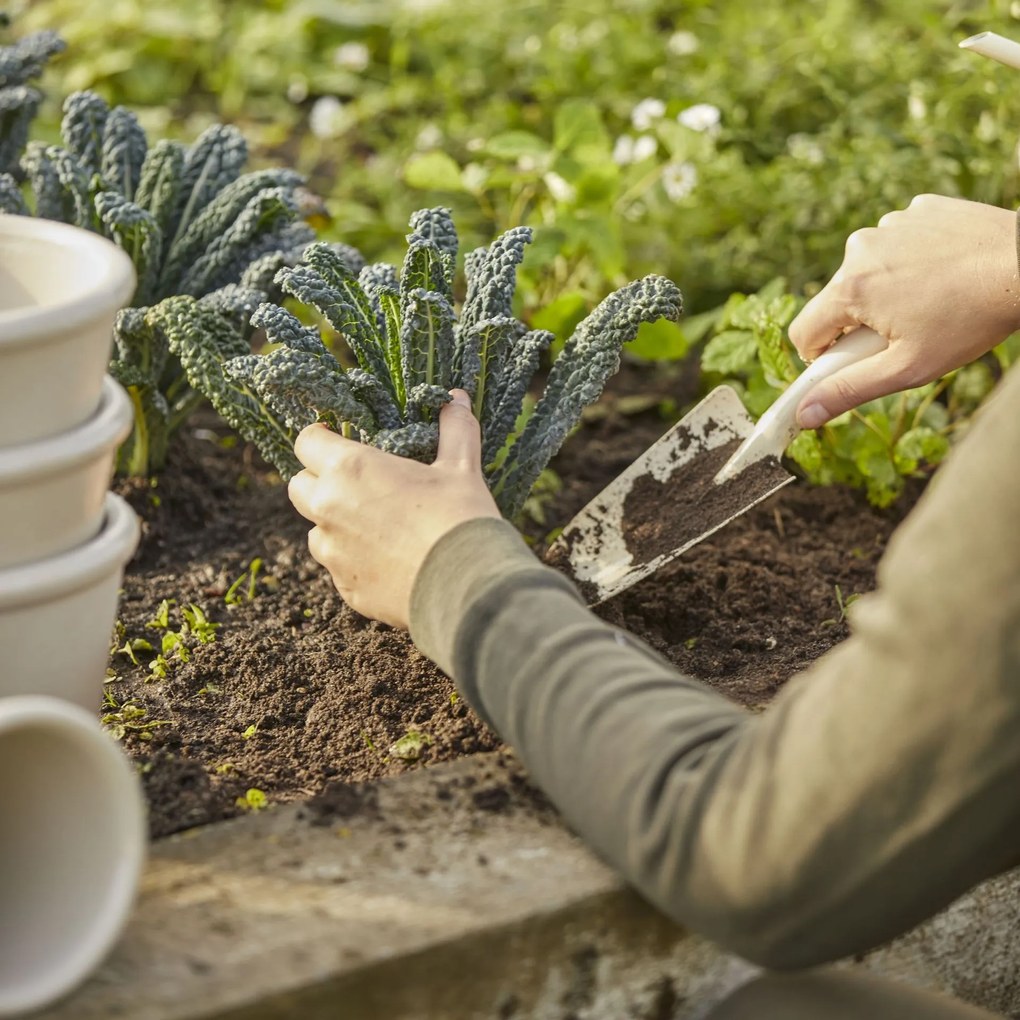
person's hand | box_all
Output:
[288,390,500,629]
[788,195,1020,428]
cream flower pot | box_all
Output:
[0,492,140,711]
[0,215,135,447]
[0,695,146,1016]
[0,375,133,571]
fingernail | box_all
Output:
[798,402,830,429]
[450,389,471,408]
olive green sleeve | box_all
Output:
[409,364,1020,971]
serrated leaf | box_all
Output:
[893,426,950,474]
[701,329,757,375]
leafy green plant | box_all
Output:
[0,27,317,475]
[0,23,63,175]
[821,585,861,628]
[101,687,170,742]
[387,730,431,762]
[698,279,1020,506]
[144,206,683,519]
[225,557,264,605]
[18,0,1020,318]
[235,788,268,811]
[112,598,220,680]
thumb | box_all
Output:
[436,389,482,466]
[797,347,909,428]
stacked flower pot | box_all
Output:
[0,216,146,1016]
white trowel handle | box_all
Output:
[714,326,889,482]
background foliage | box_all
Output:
[11,0,1020,500]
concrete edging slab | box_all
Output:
[34,753,1020,1019]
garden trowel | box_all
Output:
[547,327,888,605]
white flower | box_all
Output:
[678,103,721,134]
[908,94,927,122]
[543,171,576,203]
[631,97,666,131]
[517,155,539,173]
[333,42,370,73]
[399,0,450,13]
[466,137,485,152]
[667,30,699,56]
[661,160,697,202]
[786,133,824,165]
[632,134,657,162]
[287,78,309,105]
[308,96,346,140]
[523,35,542,55]
[612,134,657,165]
[579,21,608,47]
[415,123,443,150]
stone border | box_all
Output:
[35,753,1020,1019]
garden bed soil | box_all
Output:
[109,363,919,838]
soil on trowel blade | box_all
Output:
[105,363,917,837]
[621,438,789,564]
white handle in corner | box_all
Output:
[959,31,1020,71]
[714,326,888,483]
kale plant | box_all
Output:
[145,208,683,519]
[0,23,64,176]
[0,30,317,474]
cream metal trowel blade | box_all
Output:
[548,327,887,606]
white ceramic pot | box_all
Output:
[0,491,140,711]
[0,215,136,447]
[0,695,146,1016]
[0,376,133,571]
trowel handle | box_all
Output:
[715,326,888,482]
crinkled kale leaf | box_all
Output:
[163,207,683,519]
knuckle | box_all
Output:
[831,375,866,409]
[876,209,901,229]
[908,193,937,210]
[445,402,479,429]
[843,226,875,257]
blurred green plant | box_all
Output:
[17,0,1020,315]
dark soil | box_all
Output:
[107,363,919,838]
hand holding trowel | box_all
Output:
[546,327,888,605]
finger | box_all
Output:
[435,389,482,468]
[294,422,357,473]
[307,524,336,572]
[796,347,912,428]
[788,277,860,363]
[287,469,319,523]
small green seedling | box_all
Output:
[235,788,268,812]
[225,557,264,605]
[101,689,170,742]
[388,730,432,762]
[821,585,861,628]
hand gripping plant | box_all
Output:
[144,208,683,519]
[0,24,318,475]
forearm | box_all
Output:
[411,365,1020,970]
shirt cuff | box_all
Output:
[408,516,582,683]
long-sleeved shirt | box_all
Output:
[409,358,1020,971]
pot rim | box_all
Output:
[0,491,140,611]
[0,216,136,349]
[0,376,133,485]
[0,694,146,1015]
